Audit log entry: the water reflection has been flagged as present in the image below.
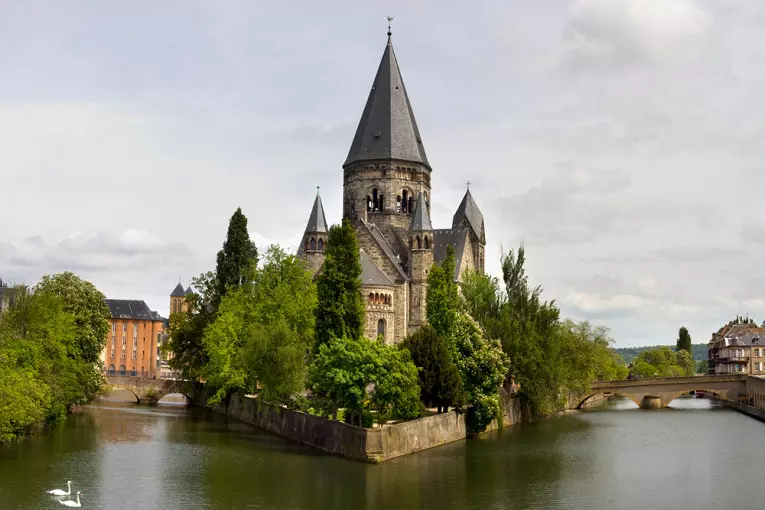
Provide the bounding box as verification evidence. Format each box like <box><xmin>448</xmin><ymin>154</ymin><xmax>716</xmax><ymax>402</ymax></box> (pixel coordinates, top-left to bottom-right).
<box><xmin>0</xmin><ymin>398</ymin><xmax>763</xmax><ymax>509</ymax></box>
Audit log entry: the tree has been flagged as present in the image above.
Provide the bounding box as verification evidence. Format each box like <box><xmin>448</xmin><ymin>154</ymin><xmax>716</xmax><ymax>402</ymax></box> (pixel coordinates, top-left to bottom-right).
<box><xmin>629</xmin><ymin>346</ymin><xmax>695</xmax><ymax>378</ymax></box>
<box><xmin>215</xmin><ymin>208</ymin><xmax>258</xmax><ymax>309</ymax></box>
<box><xmin>202</xmin><ymin>246</ymin><xmax>317</xmax><ymax>405</ymax></box>
<box><xmin>677</xmin><ymin>326</ymin><xmax>692</xmax><ymax>355</ymax></box>
<box><xmin>167</xmin><ymin>272</ymin><xmax>216</xmax><ymax>381</ymax></box>
<box><xmin>401</xmin><ymin>325</ymin><xmax>464</xmax><ymax>413</ymax></box>
<box><xmin>34</xmin><ymin>272</ymin><xmax>110</xmax><ymax>364</ymax></box>
<box><xmin>426</xmin><ymin>245</ymin><xmax>460</xmax><ymax>341</ymax></box>
<box><xmin>452</xmin><ymin>313</ymin><xmax>510</xmax><ymax>433</ymax></box>
<box><xmin>308</xmin><ymin>335</ymin><xmax>422</xmax><ymax>426</ymax></box>
<box><xmin>314</xmin><ymin>219</ymin><xmax>365</xmax><ymax>348</ymax></box>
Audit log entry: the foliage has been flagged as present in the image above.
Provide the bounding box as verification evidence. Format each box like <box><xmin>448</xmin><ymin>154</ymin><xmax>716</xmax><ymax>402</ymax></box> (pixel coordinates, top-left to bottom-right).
<box><xmin>215</xmin><ymin>207</ymin><xmax>258</xmax><ymax>309</ymax></box>
<box><xmin>0</xmin><ymin>279</ymin><xmax>107</xmax><ymax>444</ymax></box>
<box><xmin>401</xmin><ymin>325</ymin><xmax>464</xmax><ymax>412</ymax></box>
<box><xmin>166</xmin><ymin>271</ymin><xmax>217</xmax><ymax>381</ymax></box>
<box><xmin>202</xmin><ymin>246</ymin><xmax>316</xmax><ymax>406</ymax></box>
<box><xmin>34</xmin><ymin>272</ymin><xmax>110</xmax><ymax>364</ymax></box>
<box><xmin>452</xmin><ymin>313</ymin><xmax>510</xmax><ymax>433</ymax></box>
<box><xmin>308</xmin><ymin>335</ymin><xmax>422</xmax><ymax>426</ymax></box>
<box><xmin>314</xmin><ymin>219</ymin><xmax>365</xmax><ymax>348</ymax></box>
<box><xmin>629</xmin><ymin>346</ymin><xmax>695</xmax><ymax>379</ymax></box>
<box><xmin>677</xmin><ymin>326</ymin><xmax>692</xmax><ymax>355</ymax></box>
<box><xmin>461</xmin><ymin>244</ymin><xmax>628</xmax><ymax>417</ymax></box>
<box><xmin>615</xmin><ymin>343</ymin><xmax>708</xmax><ymax>363</ymax></box>
<box><xmin>696</xmin><ymin>360</ymin><xmax>709</xmax><ymax>374</ymax></box>
<box><xmin>426</xmin><ymin>245</ymin><xmax>460</xmax><ymax>341</ymax></box>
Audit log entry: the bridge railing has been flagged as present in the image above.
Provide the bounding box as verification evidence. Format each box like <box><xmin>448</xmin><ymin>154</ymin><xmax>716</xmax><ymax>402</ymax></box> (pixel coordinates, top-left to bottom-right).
<box><xmin>103</xmin><ymin>369</ymin><xmax>151</xmax><ymax>378</ymax></box>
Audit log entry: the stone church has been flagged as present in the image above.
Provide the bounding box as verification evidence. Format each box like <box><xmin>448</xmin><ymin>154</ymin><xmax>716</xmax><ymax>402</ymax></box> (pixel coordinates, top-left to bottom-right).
<box><xmin>297</xmin><ymin>33</ymin><xmax>486</xmax><ymax>344</ymax></box>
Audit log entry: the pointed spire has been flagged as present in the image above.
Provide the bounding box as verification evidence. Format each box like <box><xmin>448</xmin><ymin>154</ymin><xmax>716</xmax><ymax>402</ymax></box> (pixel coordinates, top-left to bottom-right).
<box><xmin>452</xmin><ymin>189</ymin><xmax>485</xmax><ymax>241</ymax></box>
<box><xmin>170</xmin><ymin>282</ymin><xmax>186</xmax><ymax>297</ymax></box>
<box><xmin>409</xmin><ymin>192</ymin><xmax>432</xmax><ymax>231</ymax></box>
<box><xmin>343</xmin><ymin>36</ymin><xmax>430</xmax><ymax>169</ymax></box>
<box><xmin>304</xmin><ymin>189</ymin><xmax>328</xmax><ymax>234</ymax></box>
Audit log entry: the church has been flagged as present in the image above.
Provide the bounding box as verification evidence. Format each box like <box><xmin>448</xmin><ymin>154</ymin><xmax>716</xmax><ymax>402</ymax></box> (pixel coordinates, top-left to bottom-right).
<box><xmin>297</xmin><ymin>32</ymin><xmax>486</xmax><ymax>344</ymax></box>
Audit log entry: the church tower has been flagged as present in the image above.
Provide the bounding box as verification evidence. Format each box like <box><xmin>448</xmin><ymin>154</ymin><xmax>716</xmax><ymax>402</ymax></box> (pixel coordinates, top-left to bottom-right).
<box><xmin>169</xmin><ymin>282</ymin><xmax>187</xmax><ymax>315</ymax></box>
<box><xmin>453</xmin><ymin>189</ymin><xmax>486</xmax><ymax>273</ymax></box>
<box><xmin>408</xmin><ymin>192</ymin><xmax>433</xmax><ymax>331</ymax></box>
<box><xmin>296</xmin><ymin>189</ymin><xmax>328</xmax><ymax>273</ymax></box>
<box><xmin>343</xmin><ymin>32</ymin><xmax>432</xmax><ymax>257</ymax></box>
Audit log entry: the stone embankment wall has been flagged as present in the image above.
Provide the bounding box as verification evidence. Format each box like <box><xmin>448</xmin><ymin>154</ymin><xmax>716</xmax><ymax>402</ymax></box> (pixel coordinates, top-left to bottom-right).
<box><xmin>215</xmin><ymin>388</ymin><xmax>526</xmax><ymax>463</ymax></box>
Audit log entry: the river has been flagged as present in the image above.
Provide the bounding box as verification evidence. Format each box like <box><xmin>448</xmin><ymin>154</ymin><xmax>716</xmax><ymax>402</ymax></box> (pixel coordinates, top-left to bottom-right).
<box><xmin>0</xmin><ymin>396</ymin><xmax>762</xmax><ymax>509</ymax></box>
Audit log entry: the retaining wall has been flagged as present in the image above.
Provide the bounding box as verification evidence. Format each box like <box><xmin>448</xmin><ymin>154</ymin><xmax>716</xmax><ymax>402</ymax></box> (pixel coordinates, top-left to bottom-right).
<box><xmin>216</xmin><ymin>388</ymin><xmax>526</xmax><ymax>463</ymax></box>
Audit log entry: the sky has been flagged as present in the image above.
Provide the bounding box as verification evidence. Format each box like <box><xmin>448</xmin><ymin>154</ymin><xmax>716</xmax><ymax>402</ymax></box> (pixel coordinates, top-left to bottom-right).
<box><xmin>3</xmin><ymin>0</ymin><xmax>765</xmax><ymax>347</ymax></box>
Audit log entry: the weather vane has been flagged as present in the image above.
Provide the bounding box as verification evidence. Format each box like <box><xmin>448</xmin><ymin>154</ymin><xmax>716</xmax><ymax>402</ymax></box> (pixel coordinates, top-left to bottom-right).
<box><xmin>387</xmin><ymin>16</ymin><xmax>394</xmax><ymax>36</ymax></box>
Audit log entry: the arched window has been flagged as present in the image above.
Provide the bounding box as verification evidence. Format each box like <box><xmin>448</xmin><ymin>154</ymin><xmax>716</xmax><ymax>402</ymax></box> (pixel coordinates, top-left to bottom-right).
<box><xmin>379</xmin><ymin>193</ymin><xmax>384</xmax><ymax>212</ymax></box>
<box><xmin>409</xmin><ymin>238</ymin><xmax>414</xmax><ymax>250</ymax></box>
<box><xmin>119</xmin><ymin>365</ymin><xmax>126</xmax><ymax>375</ymax></box>
<box><xmin>424</xmin><ymin>236</ymin><xmax>430</xmax><ymax>249</ymax></box>
<box><xmin>396</xmin><ymin>195</ymin><xmax>402</xmax><ymax>212</ymax></box>
<box><xmin>367</xmin><ymin>195</ymin><xmax>372</xmax><ymax>212</ymax></box>
<box><xmin>408</xmin><ymin>196</ymin><xmax>414</xmax><ymax>214</ymax></box>
<box><xmin>372</xmin><ymin>188</ymin><xmax>379</xmax><ymax>212</ymax></box>
<box><xmin>416</xmin><ymin>236</ymin><xmax>422</xmax><ymax>249</ymax></box>
<box><xmin>318</xmin><ymin>239</ymin><xmax>324</xmax><ymax>251</ymax></box>
<box><xmin>377</xmin><ymin>319</ymin><xmax>386</xmax><ymax>339</ymax></box>
<box><xmin>310</xmin><ymin>237</ymin><xmax>316</xmax><ymax>250</ymax></box>
<box><xmin>368</xmin><ymin>293</ymin><xmax>374</xmax><ymax>303</ymax></box>
<box><xmin>402</xmin><ymin>190</ymin><xmax>409</xmax><ymax>212</ymax></box>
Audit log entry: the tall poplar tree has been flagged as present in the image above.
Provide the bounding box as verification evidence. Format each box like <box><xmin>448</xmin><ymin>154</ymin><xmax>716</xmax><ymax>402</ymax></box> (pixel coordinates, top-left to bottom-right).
<box><xmin>676</xmin><ymin>326</ymin><xmax>692</xmax><ymax>355</ymax></box>
<box><xmin>314</xmin><ymin>219</ymin><xmax>364</xmax><ymax>348</ymax></box>
<box><xmin>426</xmin><ymin>245</ymin><xmax>460</xmax><ymax>341</ymax></box>
<box><xmin>215</xmin><ymin>208</ymin><xmax>258</xmax><ymax>309</ymax></box>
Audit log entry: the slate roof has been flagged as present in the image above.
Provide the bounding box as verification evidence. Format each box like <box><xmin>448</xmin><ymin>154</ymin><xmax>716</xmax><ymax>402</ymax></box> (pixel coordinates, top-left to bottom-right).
<box><xmin>452</xmin><ymin>189</ymin><xmax>485</xmax><ymax>241</ymax></box>
<box><xmin>105</xmin><ymin>299</ymin><xmax>158</xmax><ymax>321</ymax></box>
<box><xmin>343</xmin><ymin>36</ymin><xmax>430</xmax><ymax>170</ymax></box>
<box><xmin>170</xmin><ymin>282</ymin><xmax>186</xmax><ymax>297</ymax></box>
<box><xmin>360</xmin><ymin>249</ymin><xmax>394</xmax><ymax>286</ymax></box>
<box><xmin>359</xmin><ymin>219</ymin><xmax>410</xmax><ymax>281</ymax></box>
<box><xmin>409</xmin><ymin>192</ymin><xmax>432</xmax><ymax>231</ymax></box>
<box><xmin>304</xmin><ymin>192</ymin><xmax>328</xmax><ymax>234</ymax></box>
<box><xmin>185</xmin><ymin>286</ymin><xmax>193</xmax><ymax>295</ymax></box>
<box><xmin>433</xmin><ymin>228</ymin><xmax>469</xmax><ymax>281</ymax></box>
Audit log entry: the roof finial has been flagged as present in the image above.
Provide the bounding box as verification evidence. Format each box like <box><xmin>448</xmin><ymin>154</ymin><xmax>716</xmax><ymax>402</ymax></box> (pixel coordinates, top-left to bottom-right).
<box><xmin>466</xmin><ymin>180</ymin><xmax>471</xmax><ymax>190</ymax></box>
<box><xmin>387</xmin><ymin>16</ymin><xmax>394</xmax><ymax>37</ymax></box>
<box><xmin>316</xmin><ymin>185</ymin><xmax>320</xmax><ymax>196</ymax></box>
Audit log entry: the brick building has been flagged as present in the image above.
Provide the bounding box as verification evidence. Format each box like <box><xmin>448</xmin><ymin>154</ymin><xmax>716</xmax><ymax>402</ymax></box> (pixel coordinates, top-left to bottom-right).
<box><xmin>101</xmin><ymin>299</ymin><xmax>165</xmax><ymax>377</ymax></box>
<box><xmin>297</xmin><ymin>33</ymin><xmax>486</xmax><ymax>344</ymax></box>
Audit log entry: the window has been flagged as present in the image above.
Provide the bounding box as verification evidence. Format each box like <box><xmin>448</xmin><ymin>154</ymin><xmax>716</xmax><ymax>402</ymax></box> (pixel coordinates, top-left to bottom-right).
<box><xmin>756</xmin><ymin>362</ymin><xmax>761</xmax><ymax>372</ymax></box>
<box><xmin>112</xmin><ymin>323</ymin><xmax>116</xmax><ymax>332</ymax></box>
<box><xmin>424</xmin><ymin>236</ymin><xmax>430</xmax><ymax>249</ymax></box>
<box><xmin>133</xmin><ymin>324</ymin><xmax>138</xmax><ymax>333</ymax></box>
<box><xmin>120</xmin><ymin>351</ymin><xmax>126</xmax><ymax>359</ymax></box>
<box><xmin>122</xmin><ymin>323</ymin><xmax>127</xmax><ymax>332</ymax></box>
<box><xmin>111</xmin><ymin>349</ymin><xmax>115</xmax><ymax>359</ymax></box>
<box><xmin>377</xmin><ymin>319</ymin><xmax>386</xmax><ymax>339</ymax></box>
<box><xmin>111</xmin><ymin>336</ymin><xmax>116</xmax><ymax>347</ymax></box>
<box><xmin>133</xmin><ymin>338</ymin><xmax>137</xmax><ymax>348</ymax></box>
<box><xmin>756</xmin><ymin>349</ymin><xmax>761</xmax><ymax>357</ymax></box>
<box><xmin>310</xmin><ymin>237</ymin><xmax>316</xmax><ymax>250</ymax></box>
<box><xmin>402</xmin><ymin>190</ymin><xmax>409</xmax><ymax>212</ymax></box>
<box><xmin>132</xmin><ymin>350</ymin><xmax>137</xmax><ymax>360</ymax></box>
<box><xmin>318</xmin><ymin>238</ymin><xmax>324</xmax><ymax>251</ymax></box>
<box><xmin>122</xmin><ymin>336</ymin><xmax>126</xmax><ymax>346</ymax></box>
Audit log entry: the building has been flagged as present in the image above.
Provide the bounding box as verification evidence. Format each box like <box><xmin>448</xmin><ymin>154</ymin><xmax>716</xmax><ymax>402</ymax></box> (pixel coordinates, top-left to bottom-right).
<box><xmin>296</xmin><ymin>33</ymin><xmax>486</xmax><ymax>344</ymax></box>
<box><xmin>0</xmin><ymin>277</ymin><xmax>17</xmax><ymax>314</ymax></box>
<box><xmin>101</xmin><ymin>300</ymin><xmax>165</xmax><ymax>377</ymax></box>
<box><xmin>707</xmin><ymin>321</ymin><xmax>765</xmax><ymax>375</ymax></box>
<box><xmin>169</xmin><ymin>281</ymin><xmax>193</xmax><ymax>315</ymax></box>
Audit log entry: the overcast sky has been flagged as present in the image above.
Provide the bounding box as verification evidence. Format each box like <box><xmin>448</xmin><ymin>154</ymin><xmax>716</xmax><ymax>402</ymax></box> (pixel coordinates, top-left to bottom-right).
<box><xmin>3</xmin><ymin>0</ymin><xmax>765</xmax><ymax>347</ymax></box>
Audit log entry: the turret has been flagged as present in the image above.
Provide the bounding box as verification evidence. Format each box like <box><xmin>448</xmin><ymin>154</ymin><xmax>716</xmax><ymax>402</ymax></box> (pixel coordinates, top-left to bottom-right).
<box><xmin>408</xmin><ymin>192</ymin><xmax>433</xmax><ymax>331</ymax></box>
<box><xmin>453</xmin><ymin>188</ymin><xmax>486</xmax><ymax>273</ymax></box>
<box><xmin>297</xmin><ymin>188</ymin><xmax>328</xmax><ymax>274</ymax></box>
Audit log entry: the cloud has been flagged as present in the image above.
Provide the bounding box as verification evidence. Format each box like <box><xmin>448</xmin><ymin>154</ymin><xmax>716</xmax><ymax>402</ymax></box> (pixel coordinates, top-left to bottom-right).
<box><xmin>565</xmin><ymin>0</ymin><xmax>713</xmax><ymax>68</ymax></box>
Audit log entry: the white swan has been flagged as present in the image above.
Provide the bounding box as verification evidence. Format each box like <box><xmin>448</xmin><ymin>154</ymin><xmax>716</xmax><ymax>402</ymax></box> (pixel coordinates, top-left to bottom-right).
<box><xmin>59</xmin><ymin>491</ymin><xmax>81</xmax><ymax>508</ymax></box>
<box><xmin>46</xmin><ymin>481</ymin><xmax>72</xmax><ymax>496</ymax></box>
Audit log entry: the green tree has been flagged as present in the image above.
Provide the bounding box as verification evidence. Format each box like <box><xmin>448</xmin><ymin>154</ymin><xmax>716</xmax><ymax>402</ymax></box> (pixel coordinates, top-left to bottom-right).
<box><xmin>215</xmin><ymin>207</ymin><xmax>258</xmax><ymax>309</ymax></box>
<box><xmin>426</xmin><ymin>245</ymin><xmax>459</xmax><ymax>341</ymax></box>
<box><xmin>677</xmin><ymin>326</ymin><xmax>692</xmax><ymax>355</ymax></box>
<box><xmin>452</xmin><ymin>313</ymin><xmax>510</xmax><ymax>433</ymax></box>
<box><xmin>630</xmin><ymin>346</ymin><xmax>694</xmax><ymax>378</ymax></box>
<box><xmin>308</xmin><ymin>336</ymin><xmax>422</xmax><ymax>426</ymax></box>
<box><xmin>34</xmin><ymin>272</ymin><xmax>110</xmax><ymax>364</ymax></box>
<box><xmin>202</xmin><ymin>246</ymin><xmax>317</xmax><ymax>405</ymax></box>
<box><xmin>401</xmin><ymin>325</ymin><xmax>464</xmax><ymax>413</ymax></box>
<box><xmin>631</xmin><ymin>361</ymin><xmax>658</xmax><ymax>379</ymax></box>
<box><xmin>314</xmin><ymin>219</ymin><xmax>364</xmax><ymax>348</ymax></box>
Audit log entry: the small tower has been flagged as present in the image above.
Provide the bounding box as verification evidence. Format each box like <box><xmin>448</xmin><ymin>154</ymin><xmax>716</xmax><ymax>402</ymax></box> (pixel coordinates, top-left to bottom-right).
<box><xmin>453</xmin><ymin>188</ymin><xmax>486</xmax><ymax>273</ymax></box>
<box><xmin>169</xmin><ymin>282</ymin><xmax>186</xmax><ymax>315</ymax></box>
<box><xmin>297</xmin><ymin>188</ymin><xmax>329</xmax><ymax>274</ymax></box>
<box><xmin>408</xmin><ymin>192</ymin><xmax>433</xmax><ymax>331</ymax></box>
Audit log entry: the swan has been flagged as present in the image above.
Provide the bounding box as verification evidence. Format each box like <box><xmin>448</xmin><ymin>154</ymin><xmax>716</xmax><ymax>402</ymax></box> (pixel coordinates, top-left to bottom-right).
<box><xmin>46</xmin><ymin>481</ymin><xmax>72</xmax><ymax>496</ymax></box>
<box><xmin>59</xmin><ymin>491</ymin><xmax>81</xmax><ymax>508</ymax></box>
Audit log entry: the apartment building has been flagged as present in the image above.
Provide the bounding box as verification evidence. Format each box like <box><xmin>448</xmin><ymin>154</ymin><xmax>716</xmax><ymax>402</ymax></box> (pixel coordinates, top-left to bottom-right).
<box><xmin>101</xmin><ymin>300</ymin><xmax>165</xmax><ymax>377</ymax></box>
<box><xmin>708</xmin><ymin>322</ymin><xmax>765</xmax><ymax>375</ymax></box>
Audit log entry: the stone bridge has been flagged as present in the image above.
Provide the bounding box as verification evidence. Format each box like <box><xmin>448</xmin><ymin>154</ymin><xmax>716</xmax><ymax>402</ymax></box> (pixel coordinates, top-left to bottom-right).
<box><xmin>105</xmin><ymin>375</ymin><xmax>190</xmax><ymax>404</ymax></box>
<box><xmin>575</xmin><ymin>374</ymin><xmax>748</xmax><ymax>409</ymax></box>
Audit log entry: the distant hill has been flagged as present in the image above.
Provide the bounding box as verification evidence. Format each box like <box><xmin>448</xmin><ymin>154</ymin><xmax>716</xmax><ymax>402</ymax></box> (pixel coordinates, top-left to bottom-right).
<box><xmin>615</xmin><ymin>344</ymin><xmax>707</xmax><ymax>364</ymax></box>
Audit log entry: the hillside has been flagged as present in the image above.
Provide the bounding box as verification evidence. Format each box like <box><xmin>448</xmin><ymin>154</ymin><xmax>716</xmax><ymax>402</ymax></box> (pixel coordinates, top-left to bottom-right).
<box><xmin>615</xmin><ymin>344</ymin><xmax>707</xmax><ymax>364</ymax></box>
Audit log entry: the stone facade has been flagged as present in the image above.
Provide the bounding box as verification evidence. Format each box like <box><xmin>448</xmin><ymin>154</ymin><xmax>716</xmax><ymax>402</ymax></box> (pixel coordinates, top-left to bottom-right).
<box><xmin>297</xmin><ymin>35</ymin><xmax>487</xmax><ymax>343</ymax></box>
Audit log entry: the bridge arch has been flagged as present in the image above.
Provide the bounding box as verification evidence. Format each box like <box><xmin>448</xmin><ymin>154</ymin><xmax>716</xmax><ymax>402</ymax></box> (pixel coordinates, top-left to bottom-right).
<box><xmin>664</xmin><ymin>389</ymin><xmax>725</xmax><ymax>407</ymax></box>
<box><xmin>576</xmin><ymin>392</ymin><xmax>642</xmax><ymax>409</ymax></box>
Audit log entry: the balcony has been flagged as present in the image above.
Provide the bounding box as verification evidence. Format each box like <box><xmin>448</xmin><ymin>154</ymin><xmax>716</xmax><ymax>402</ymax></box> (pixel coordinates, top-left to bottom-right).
<box><xmin>716</xmin><ymin>357</ymin><xmax>749</xmax><ymax>363</ymax></box>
